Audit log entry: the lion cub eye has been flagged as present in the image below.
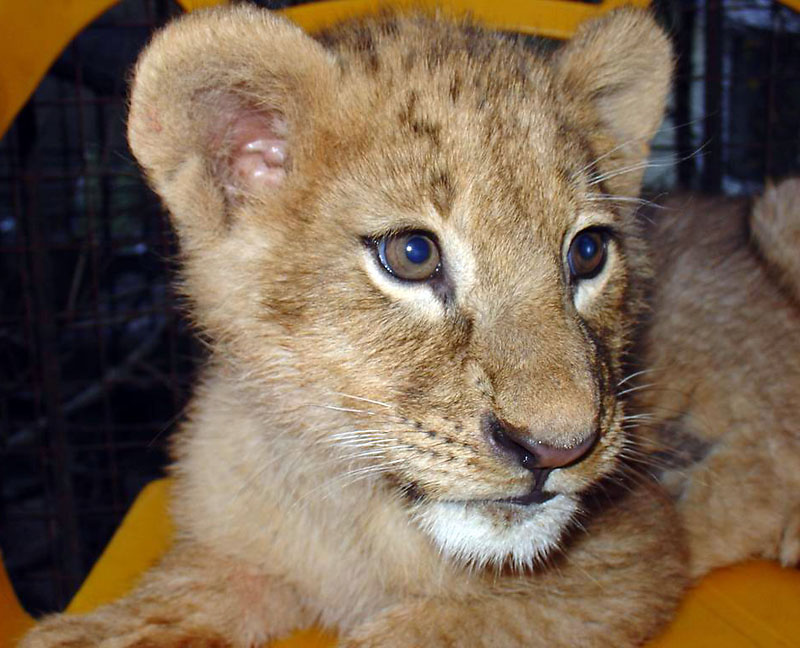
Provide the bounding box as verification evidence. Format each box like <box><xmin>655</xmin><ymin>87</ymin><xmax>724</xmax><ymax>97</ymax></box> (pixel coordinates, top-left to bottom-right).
<box><xmin>377</xmin><ymin>231</ymin><xmax>441</xmax><ymax>281</ymax></box>
<box><xmin>567</xmin><ymin>229</ymin><xmax>607</xmax><ymax>280</ymax></box>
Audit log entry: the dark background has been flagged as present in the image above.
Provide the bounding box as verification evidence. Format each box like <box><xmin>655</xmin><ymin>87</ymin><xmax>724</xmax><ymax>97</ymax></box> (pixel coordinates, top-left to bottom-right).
<box><xmin>1</xmin><ymin>0</ymin><xmax>798</xmax><ymax>615</ymax></box>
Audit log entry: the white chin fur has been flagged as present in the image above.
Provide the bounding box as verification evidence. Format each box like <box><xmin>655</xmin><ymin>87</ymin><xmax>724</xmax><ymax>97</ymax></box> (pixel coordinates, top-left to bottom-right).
<box><xmin>414</xmin><ymin>495</ymin><xmax>578</xmax><ymax>570</ymax></box>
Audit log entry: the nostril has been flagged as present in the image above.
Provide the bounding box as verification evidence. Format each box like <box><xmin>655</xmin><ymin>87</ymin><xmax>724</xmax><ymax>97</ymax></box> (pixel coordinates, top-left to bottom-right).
<box><xmin>490</xmin><ymin>425</ymin><xmax>537</xmax><ymax>469</ymax></box>
<box><xmin>484</xmin><ymin>414</ymin><xmax>537</xmax><ymax>469</ymax></box>
<box><xmin>482</xmin><ymin>412</ymin><xmax>598</xmax><ymax>472</ymax></box>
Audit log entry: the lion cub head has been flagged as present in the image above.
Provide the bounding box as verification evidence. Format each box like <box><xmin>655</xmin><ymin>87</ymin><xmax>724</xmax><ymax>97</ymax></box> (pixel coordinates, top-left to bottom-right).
<box><xmin>128</xmin><ymin>6</ymin><xmax>671</xmax><ymax>569</ymax></box>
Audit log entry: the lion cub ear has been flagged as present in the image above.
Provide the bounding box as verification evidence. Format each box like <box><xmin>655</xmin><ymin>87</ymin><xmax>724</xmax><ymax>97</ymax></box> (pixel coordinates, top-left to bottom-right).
<box><xmin>555</xmin><ymin>9</ymin><xmax>672</xmax><ymax>195</ymax></box>
<box><xmin>127</xmin><ymin>6</ymin><xmax>336</xmax><ymax>231</ymax></box>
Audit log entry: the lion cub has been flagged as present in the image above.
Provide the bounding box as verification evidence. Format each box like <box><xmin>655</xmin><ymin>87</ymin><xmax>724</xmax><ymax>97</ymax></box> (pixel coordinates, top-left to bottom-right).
<box><xmin>22</xmin><ymin>6</ymin><xmax>687</xmax><ymax>647</ymax></box>
<box><xmin>637</xmin><ymin>178</ymin><xmax>800</xmax><ymax>577</ymax></box>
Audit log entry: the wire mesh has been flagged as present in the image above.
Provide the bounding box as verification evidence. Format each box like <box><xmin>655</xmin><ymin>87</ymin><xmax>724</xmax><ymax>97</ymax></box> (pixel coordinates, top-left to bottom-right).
<box><xmin>0</xmin><ymin>0</ymin><xmax>193</xmax><ymax>614</ymax></box>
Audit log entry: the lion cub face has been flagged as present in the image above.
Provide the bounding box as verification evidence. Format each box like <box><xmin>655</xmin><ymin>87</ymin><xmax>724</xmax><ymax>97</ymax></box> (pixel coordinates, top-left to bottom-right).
<box><xmin>128</xmin><ymin>7</ymin><xmax>670</xmax><ymax>568</ymax></box>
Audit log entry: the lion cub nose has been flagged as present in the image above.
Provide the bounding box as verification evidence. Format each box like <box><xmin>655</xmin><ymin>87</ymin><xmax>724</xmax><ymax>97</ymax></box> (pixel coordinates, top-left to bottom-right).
<box><xmin>483</xmin><ymin>413</ymin><xmax>598</xmax><ymax>471</ymax></box>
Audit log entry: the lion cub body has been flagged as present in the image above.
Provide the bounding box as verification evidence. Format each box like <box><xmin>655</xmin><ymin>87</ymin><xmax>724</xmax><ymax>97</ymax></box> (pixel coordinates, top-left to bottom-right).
<box><xmin>23</xmin><ymin>7</ymin><xmax>688</xmax><ymax>647</ymax></box>
<box><xmin>637</xmin><ymin>179</ymin><xmax>800</xmax><ymax>577</ymax></box>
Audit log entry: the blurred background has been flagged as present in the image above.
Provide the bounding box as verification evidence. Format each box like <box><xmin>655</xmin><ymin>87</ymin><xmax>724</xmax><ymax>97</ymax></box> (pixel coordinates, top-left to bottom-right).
<box><xmin>1</xmin><ymin>0</ymin><xmax>798</xmax><ymax>616</ymax></box>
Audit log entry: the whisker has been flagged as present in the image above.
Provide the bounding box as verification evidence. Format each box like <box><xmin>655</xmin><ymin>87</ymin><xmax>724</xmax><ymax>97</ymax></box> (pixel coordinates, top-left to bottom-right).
<box><xmin>330</xmin><ymin>430</ymin><xmax>395</xmax><ymax>439</ymax></box>
<box><xmin>313</xmin><ymin>404</ymin><xmax>379</xmax><ymax>416</ymax></box>
<box><xmin>621</xmin><ymin>413</ymin><xmax>656</xmax><ymax>422</ymax></box>
<box><xmin>586</xmin><ymin>143</ymin><xmax>707</xmax><ymax>188</ymax></box>
<box><xmin>333</xmin><ymin>392</ymin><xmax>392</xmax><ymax>408</ymax></box>
<box><xmin>584</xmin><ymin>193</ymin><xmax>667</xmax><ymax>211</ymax></box>
<box><xmin>617</xmin><ymin>368</ymin><xmax>656</xmax><ymax>387</ymax></box>
<box><xmin>342</xmin><ymin>449</ymin><xmax>396</xmax><ymax>459</ymax></box>
<box><xmin>616</xmin><ymin>382</ymin><xmax>658</xmax><ymax>397</ymax></box>
<box><xmin>587</xmin><ymin>159</ymin><xmax>667</xmax><ymax>186</ymax></box>
<box><xmin>577</xmin><ymin>137</ymin><xmax>644</xmax><ymax>176</ymax></box>
<box><xmin>616</xmin><ymin>450</ymin><xmax>681</xmax><ymax>473</ymax></box>
<box><xmin>306</xmin><ymin>460</ymin><xmax>408</xmax><ymax>506</ymax></box>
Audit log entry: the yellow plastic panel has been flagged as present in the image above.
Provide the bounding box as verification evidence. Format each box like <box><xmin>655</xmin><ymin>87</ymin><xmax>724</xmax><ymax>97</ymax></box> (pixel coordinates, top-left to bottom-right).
<box><xmin>282</xmin><ymin>0</ymin><xmax>648</xmax><ymax>38</ymax></box>
<box><xmin>0</xmin><ymin>0</ymin><xmax>653</xmax><ymax>138</ymax></box>
<box><xmin>0</xmin><ymin>0</ymin><xmax>117</xmax><ymax>138</ymax></box>
<box><xmin>65</xmin><ymin>479</ymin><xmax>175</xmax><ymax>615</ymax></box>
<box><xmin>177</xmin><ymin>0</ymin><xmax>230</xmax><ymax>8</ymax></box>
<box><xmin>0</xmin><ymin>0</ymin><xmax>226</xmax><ymax>137</ymax></box>
<box><xmin>649</xmin><ymin>561</ymin><xmax>800</xmax><ymax>648</ymax></box>
<box><xmin>0</xmin><ymin>550</ymin><xmax>34</xmax><ymax>648</ymax></box>
<box><xmin>3</xmin><ymin>0</ymin><xmax>798</xmax><ymax>138</ymax></box>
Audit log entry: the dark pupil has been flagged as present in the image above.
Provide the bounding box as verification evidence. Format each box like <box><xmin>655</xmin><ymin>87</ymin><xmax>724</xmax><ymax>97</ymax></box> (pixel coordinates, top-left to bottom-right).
<box><xmin>405</xmin><ymin>236</ymin><xmax>431</xmax><ymax>264</ymax></box>
<box><xmin>577</xmin><ymin>234</ymin><xmax>598</xmax><ymax>261</ymax></box>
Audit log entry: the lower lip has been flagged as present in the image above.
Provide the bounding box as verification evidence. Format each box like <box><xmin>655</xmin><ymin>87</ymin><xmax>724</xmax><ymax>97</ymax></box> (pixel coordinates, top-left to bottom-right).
<box><xmin>502</xmin><ymin>490</ymin><xmax>556</xmax><ymax>506</ymax></box>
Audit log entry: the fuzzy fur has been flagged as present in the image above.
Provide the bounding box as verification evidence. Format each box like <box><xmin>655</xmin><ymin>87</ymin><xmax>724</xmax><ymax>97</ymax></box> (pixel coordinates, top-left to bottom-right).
<box><xmin>635</xmin><ymin>178</ymin><xmax>800</xmax><ymax>578</ymax></box>
<box><xmin>22</xmin><ymin>6</ymin><xmax>688</xmax><ymax>647</ymax></box>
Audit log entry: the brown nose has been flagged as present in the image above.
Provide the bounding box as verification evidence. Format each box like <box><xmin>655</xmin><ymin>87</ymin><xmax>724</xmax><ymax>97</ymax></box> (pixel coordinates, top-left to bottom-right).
<box><xmin>483</xmin><ymin>413</ymin><xmax>598</xmax><ymax>472</ymax></box>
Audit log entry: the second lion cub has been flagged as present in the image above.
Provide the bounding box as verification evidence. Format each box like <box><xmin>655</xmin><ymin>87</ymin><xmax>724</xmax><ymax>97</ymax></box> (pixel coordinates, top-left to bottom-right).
<box><xmin>22</xmin><ymin>6</ymin><xmax>687</xmax><ymax>647</ymax></box>
<box><xmin>637</xmin><ymin>178</ymin><xmax>800</xmax><ymax>577</ymax></box>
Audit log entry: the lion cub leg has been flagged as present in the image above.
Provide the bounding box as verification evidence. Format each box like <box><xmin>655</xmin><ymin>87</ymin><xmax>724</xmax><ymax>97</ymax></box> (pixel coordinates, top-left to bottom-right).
<box><xmin>20</xmin><ymin>543</ymin><xmax>311</xmax><ymax>648</ymax></box>
<box><xmin>750</xmin><ymin>178</ymin><xmax>800</xmax><ymax>302</ymax></box>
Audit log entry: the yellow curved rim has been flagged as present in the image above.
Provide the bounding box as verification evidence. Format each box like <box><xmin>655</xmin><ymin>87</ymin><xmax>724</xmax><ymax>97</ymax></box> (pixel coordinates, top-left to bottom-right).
<box><xmin>0</xmin><ymin>549</ymin><xmax>34</xmax><ymax>648</ymax></box>
<box><xmin>281</xmin><ymin>0</ymin><xmax>648</xmax><ymax>38</ymax></box>
<box><xmin>2</xmin><ymin>0</ymin><xmax>799</xmax><ymax>150</ymax></box>
<box><xmin>0</xmin><ymin>0</ymin><xmax>658</xmax><ymax>138</ymax></box>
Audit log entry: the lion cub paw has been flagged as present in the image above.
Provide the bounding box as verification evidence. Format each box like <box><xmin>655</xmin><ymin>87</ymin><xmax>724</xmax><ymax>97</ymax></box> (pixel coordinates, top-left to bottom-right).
<box><xmin>21</xmin><ymin>615</ymin><xmax>230</xmax><ymax>648</ymax></box>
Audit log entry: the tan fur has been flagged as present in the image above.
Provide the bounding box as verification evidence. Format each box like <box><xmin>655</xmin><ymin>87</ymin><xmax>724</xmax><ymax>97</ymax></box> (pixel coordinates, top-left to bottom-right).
<box><xmin>22</xmin><ymin>6</ymin><xmax>687</xmax><ymax>647</ymax></box>
<box><xmin>636</xmin><ymin>179</ymin><xmax>800</xmax><ymax>578</ymax></box>
<box><xmin>751</xmin><ymin>178</ymin><xmax>800</xmax><ymax>304</ymax></box>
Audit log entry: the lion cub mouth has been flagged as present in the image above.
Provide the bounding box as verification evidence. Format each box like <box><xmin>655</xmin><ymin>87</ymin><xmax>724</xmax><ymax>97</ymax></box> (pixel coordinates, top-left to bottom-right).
<box><xmin>403</xmin><ymin>413</ymin><xmax>603</xmax><ymax>566</ymax></box>
<box><xmin>473</xmin><ymin>467</ymin><xmax>557</xmax><ymax>507</ymax></box>
<box><xmin>501</xmin><ymin>471</ymin><xmax>556</xmax><ymax>505</ymax></box>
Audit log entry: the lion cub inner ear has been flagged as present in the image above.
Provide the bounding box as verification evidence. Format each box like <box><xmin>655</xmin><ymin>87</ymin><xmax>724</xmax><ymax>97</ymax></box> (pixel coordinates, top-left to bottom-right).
<box><xmin>220</xmin><ymin>109</ymin><xmax>289</xmax><ymax>196</ymax></box>
<box><xmin>128</xmin><ymin>6</ymin><xmax>337</xmax><ymax>226</ymax></box>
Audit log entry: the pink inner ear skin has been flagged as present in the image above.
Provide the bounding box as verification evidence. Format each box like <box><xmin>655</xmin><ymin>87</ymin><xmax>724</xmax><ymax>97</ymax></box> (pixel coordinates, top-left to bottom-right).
<box><xmin>225</xmin><ymin>112</ymin><xmax>288</xmax><ymax>194</ymax></box>
<box><xmin>233</xmin><ymin>138</ymin><xmax>287</xmax><ymax>189</ymax></box>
